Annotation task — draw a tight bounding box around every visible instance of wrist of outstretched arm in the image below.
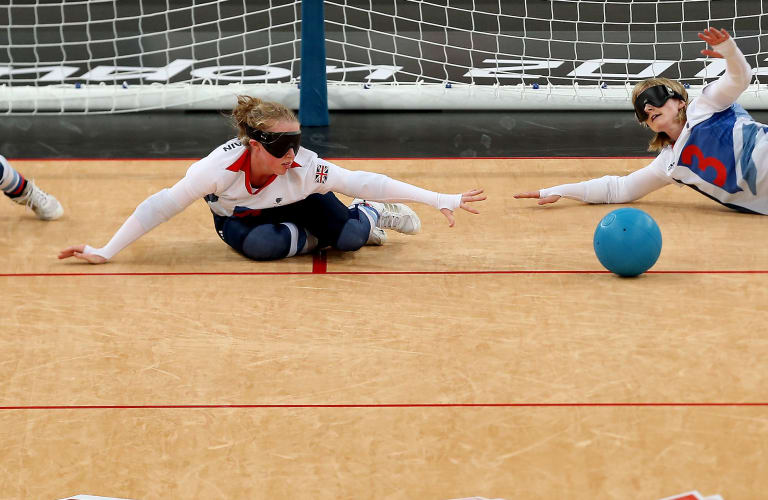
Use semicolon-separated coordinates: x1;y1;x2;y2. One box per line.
539;183;587;201
538;187;559;198
716;37;739;58
436;193;462;211
83;244;110;260
83;214;149;261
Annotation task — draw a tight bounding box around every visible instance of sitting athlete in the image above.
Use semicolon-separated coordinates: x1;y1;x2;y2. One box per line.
514;27;768;215
1;154;63;220
58;96;485;263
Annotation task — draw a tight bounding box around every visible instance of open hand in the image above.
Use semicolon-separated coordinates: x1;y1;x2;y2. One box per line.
698;27;730;58
513;191;561;205
58;244;107;264
440;188;486;227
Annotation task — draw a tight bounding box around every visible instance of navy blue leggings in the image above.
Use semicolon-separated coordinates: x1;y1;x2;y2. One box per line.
213;192;371;261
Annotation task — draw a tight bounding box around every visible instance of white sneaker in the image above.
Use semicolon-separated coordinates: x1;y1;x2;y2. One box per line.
12;180;64;220
352;199;421;235
367;226;387;245
350;200;388;245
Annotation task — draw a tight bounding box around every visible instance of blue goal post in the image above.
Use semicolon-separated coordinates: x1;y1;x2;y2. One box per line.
299;0;329;126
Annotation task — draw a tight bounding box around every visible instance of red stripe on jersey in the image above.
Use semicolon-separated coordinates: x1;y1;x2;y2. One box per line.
290;160;302;169
233;208;262;218
225;149;277;195
225;150;258;194
225;150;249;172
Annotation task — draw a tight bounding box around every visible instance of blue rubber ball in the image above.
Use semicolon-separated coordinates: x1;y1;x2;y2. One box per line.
593;208;662;277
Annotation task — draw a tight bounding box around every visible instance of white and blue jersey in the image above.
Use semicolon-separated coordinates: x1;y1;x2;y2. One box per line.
665;101;768;214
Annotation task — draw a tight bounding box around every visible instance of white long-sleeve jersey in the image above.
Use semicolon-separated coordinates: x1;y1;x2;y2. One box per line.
86;142;462;260
540;37;768;214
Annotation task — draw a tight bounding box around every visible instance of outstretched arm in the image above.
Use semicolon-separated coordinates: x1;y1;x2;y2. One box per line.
697;27;751;109
327;163;486;226
513;160;672;206
57;188;188;263
58;171;212;264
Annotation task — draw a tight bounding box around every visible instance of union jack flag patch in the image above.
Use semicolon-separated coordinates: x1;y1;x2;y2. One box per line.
315;164;329;183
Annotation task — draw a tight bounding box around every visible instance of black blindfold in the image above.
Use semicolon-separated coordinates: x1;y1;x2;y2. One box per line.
245;124;301;158
634;85;684;122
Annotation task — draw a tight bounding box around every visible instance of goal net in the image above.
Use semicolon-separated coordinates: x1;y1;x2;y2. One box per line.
2;0;767;113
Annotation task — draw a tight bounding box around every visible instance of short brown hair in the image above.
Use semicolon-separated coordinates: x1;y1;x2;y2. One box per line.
632;78;688;152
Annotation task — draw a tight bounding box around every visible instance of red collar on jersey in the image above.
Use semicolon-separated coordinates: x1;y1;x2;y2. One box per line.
226;150;272;194
226;151;302;195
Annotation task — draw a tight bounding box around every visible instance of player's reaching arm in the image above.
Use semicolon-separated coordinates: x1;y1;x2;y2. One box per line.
316;161;486;226
58;169;216;264
513;159;673;206
696;27;752;110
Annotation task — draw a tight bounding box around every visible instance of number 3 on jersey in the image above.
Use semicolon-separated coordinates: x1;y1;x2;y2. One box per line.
678;106;744;194
679;144;736;191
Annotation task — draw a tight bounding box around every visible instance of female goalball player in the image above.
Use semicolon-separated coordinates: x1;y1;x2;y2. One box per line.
514;27;768;215
59;96;485;263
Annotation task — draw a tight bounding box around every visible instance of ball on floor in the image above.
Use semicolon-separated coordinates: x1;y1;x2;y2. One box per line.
593;207;662;277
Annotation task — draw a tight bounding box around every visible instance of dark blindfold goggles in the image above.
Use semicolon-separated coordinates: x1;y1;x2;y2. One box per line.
634;85;684;122
245;125;301;157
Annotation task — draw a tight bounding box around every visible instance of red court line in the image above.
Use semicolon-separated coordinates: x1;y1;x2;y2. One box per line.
2;270;768;277
312;250;327;273
1;402;766;410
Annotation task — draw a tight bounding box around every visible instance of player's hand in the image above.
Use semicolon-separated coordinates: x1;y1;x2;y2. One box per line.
58;244;107;264
513;191;561;205
440;188;486;227
698;27;730;58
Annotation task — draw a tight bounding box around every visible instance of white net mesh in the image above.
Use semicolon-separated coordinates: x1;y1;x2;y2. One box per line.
1;0;301;113
2;0;768;113
324;0;768;109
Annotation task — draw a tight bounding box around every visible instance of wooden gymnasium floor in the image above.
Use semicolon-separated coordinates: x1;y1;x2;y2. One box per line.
2;157;768;499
